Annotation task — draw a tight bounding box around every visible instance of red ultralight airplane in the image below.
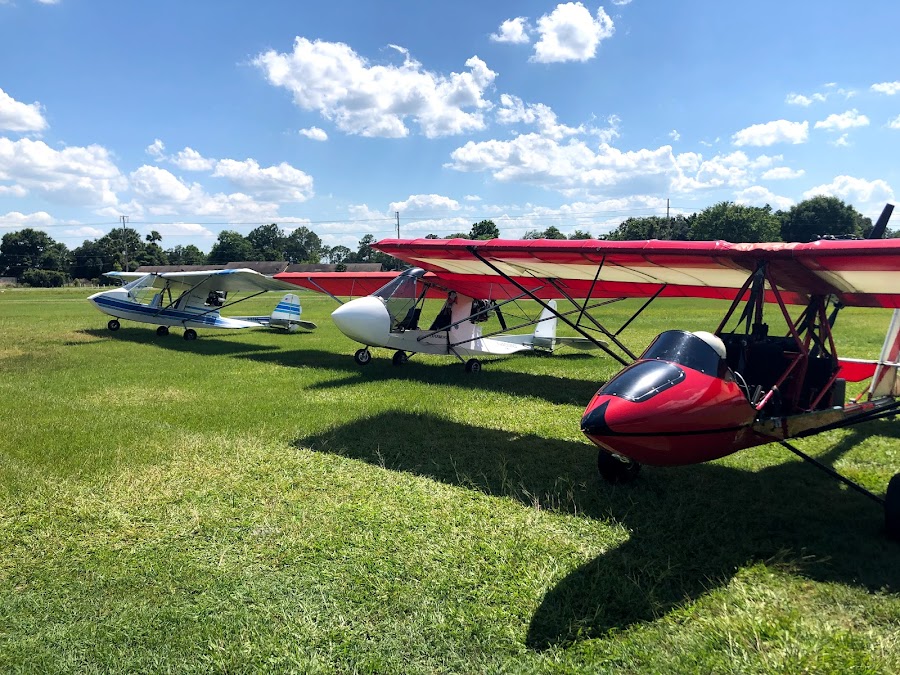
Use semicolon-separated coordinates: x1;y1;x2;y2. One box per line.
281;205;900;538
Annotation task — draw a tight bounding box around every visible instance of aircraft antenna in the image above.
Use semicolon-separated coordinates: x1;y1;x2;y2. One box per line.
120;214;129;271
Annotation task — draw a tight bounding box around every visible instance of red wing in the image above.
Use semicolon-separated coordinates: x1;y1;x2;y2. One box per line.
373;238;900;308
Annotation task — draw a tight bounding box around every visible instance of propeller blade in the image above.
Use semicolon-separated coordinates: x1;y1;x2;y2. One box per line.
869;203;894;239
493;302;508;331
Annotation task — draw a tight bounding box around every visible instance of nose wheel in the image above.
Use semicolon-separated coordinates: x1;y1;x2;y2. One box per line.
354;348;372;365
107;319;120;331
597;449;641;484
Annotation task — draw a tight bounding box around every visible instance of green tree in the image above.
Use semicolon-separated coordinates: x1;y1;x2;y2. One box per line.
165;244;207;266
469;220;499;240
325;245;352;264
606;215;693;241
523;226;570;240
779;195;870;242
247;223;286;261
690;202;781;243
0;229;70;279
568;230;594;240
283;226;323;263
208;230;258;264
70;239;109;280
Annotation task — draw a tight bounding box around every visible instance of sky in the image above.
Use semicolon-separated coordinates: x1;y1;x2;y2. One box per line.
1;0;899;253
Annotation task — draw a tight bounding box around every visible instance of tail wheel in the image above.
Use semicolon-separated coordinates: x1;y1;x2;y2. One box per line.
597;449;640;484
183;329;198;341
886;473;900;541
107;319;120;331
354;348;372;366
392;350;408;366
156;325;169;336
464;358;482;373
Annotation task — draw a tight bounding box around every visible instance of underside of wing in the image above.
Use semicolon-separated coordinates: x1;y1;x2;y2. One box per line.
160;268;300;293
374;238;900;308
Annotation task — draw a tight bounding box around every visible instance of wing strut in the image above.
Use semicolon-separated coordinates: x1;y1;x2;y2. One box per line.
466;246;631;366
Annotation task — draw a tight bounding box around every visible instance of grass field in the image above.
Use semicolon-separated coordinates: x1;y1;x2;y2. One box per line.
1;286;899;673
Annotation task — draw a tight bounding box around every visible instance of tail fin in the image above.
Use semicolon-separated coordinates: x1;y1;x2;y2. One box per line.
870;309;900;398
532;300;558;349
272;293;301;323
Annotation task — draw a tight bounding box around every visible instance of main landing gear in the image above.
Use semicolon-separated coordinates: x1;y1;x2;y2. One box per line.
354;348;372;365
183;328;197;341
107;319;120;331
392;350;408;366
156;326;169;337
597;449;641;484
464;358;482;374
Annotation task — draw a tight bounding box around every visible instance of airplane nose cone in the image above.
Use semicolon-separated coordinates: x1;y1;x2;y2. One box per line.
331;296;391;345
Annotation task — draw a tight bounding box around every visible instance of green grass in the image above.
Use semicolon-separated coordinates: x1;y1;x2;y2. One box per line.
0;287;898;673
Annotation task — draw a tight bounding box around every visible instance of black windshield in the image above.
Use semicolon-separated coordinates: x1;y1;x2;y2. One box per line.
640;330;722;376
598;360;685;403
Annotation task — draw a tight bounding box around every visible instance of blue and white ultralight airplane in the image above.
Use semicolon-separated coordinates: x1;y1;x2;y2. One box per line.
88;268;316;340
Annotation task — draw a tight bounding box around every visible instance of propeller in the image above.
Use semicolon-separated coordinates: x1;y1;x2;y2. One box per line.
492;301;508;331
869;203;894;240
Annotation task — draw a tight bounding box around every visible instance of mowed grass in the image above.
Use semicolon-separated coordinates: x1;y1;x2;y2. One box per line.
0;286;899;673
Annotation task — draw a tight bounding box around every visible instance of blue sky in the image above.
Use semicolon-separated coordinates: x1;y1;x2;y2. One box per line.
1;0;899;252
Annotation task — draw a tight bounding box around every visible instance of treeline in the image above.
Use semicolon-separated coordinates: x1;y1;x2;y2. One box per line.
0;197;889;286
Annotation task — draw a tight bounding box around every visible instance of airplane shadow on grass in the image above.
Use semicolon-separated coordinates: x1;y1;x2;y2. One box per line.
296;411;900;650
77;327;285;356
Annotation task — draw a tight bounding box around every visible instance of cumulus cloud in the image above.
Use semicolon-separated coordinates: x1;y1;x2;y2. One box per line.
212;158;313;202
0;210;54;228
172;147;215;171
735;186;793;210
0;87;48;133
0;137;124;207
495;94;586;139
531;3;614;63
254;38;497;138
152;222;216;239
64;226;105;238
871;81;900;96
299;126;328;141
389;194;461;214
761;166;805;180
732;120;809;147
785;92;826;107
888;115;900;130
814;109;869;131
490;17;530;44
145;139;166;161
803;175;894;205
129;164;280;219
669;129;680;142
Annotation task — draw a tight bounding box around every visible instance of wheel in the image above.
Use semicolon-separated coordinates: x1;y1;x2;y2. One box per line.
597;449;640;484
107;319;120;331
183;328;198;341
156;325;169;336
354;348;372;366
392;350;408;366
886;473;900;541
464;358;482;373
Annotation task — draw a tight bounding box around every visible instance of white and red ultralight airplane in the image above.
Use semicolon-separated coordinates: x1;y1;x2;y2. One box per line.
278;205;900;538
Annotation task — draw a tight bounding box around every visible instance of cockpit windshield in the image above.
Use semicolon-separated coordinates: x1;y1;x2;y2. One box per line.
122;274;155;292
640;330;723;376
373;268;426;328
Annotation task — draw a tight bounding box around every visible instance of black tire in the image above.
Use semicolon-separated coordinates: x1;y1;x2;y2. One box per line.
156;325;169;336
392;350;408;366
886;473;900;541
354;348;372;366
597;449;640;484
107;319;120;331
183;328;198;341
464;358;482;373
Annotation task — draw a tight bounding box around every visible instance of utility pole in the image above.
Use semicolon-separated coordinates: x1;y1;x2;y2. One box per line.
120;215;129;271
666;198;670;222
396;211;400;238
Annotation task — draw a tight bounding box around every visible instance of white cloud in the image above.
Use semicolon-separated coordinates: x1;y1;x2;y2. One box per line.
152;222;216;239
531;3;614;63
814;109;869;131
299;126;328;141
0;184;27;197
888;115;900;130
785;92;826;107
761;166;805;180
464;195;482;202
0;137;124;207
732;120;809;146
803;175;894;206
490;17;530;44
735;186;793;210
831;134;851;147
212;158;313;202
129;164;280;219
496;94;585;139
669;129;680;142
172;147;215;171
611;0;632;4
871;81;900;96
254;38;496;138
389;194;461;214
0;210;54;228
0;87;48;133
65;226;105;238
145;139;166;161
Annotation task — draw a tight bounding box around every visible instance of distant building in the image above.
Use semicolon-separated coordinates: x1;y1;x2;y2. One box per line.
0;277;17;286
